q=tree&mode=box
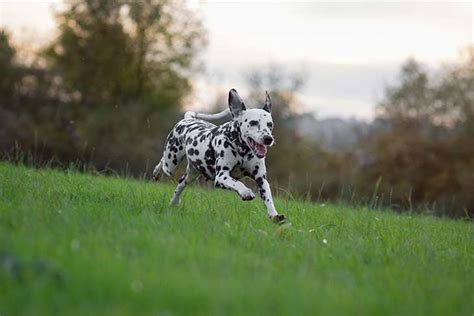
[1,0,206,175]
[38,0,207,172]
[361,51,474,216]
[435,47,474,136]
[0,28,78,161]
[44,0,206,108]
[0,30,18,105]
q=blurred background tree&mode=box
[0,0,206,174]
[0,29,75,161]
[360,50,474,216]
[0,31,18,104]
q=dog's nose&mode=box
[262,135,273,145]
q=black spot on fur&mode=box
[176,125,185,133]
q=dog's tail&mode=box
[184,109,230,121]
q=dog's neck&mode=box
[224,120,251,155]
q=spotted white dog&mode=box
[153,89,286,223]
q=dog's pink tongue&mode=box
[255,143,267,157]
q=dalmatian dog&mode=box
[152,89,286,224]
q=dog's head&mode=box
[228,89,274,159]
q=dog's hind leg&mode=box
[152,161,163,181]
[158,129,186,177]
[170,163,200,205]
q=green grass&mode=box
[0,162,473,315]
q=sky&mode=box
[1,0,473,119]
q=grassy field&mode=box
[0,162,473,315]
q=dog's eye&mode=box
[249,120,259,127]
[267,122,273,129]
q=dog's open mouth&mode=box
[248,137,267,158]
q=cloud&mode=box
[194,60,401,119]
[201,1,471,65]
[196,1,472,118]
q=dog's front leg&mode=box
[215,173,255,200]
[254,175,277,217]
[215,157,255,200]
[254,174,286,223]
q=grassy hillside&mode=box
[0,163,473,315]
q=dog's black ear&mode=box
[228,89,246,118]
[263,91,272,113]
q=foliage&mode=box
[0,30,77,161]
[361,51,474,216]
[0,30,18,102]
[0,0,206,173]
[43,0,205,106]
[1,163,473,315]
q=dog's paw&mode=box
[270,214,287,225]
[152,170,160,181]
[169,198,180,206]
[240,189,255,201]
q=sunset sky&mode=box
[1,1,473,119]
